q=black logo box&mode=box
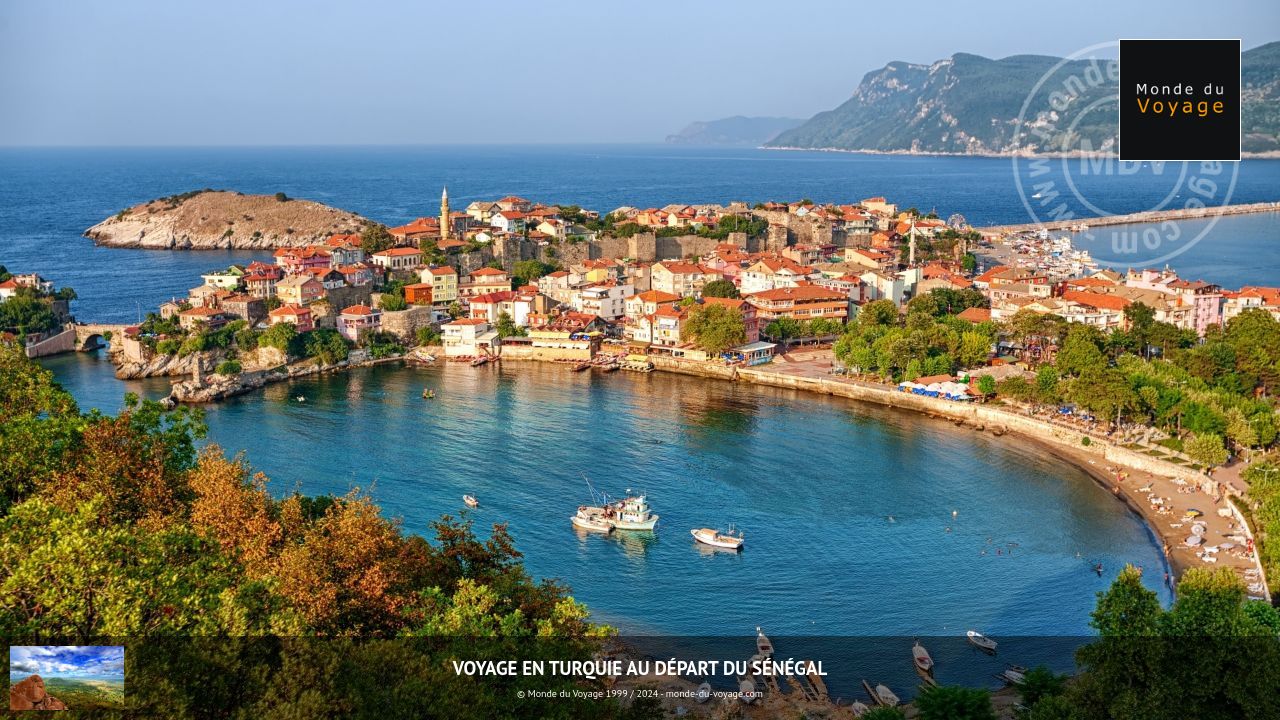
[1119,39,1241,161]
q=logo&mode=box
[1011,41,1239,268]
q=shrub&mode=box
[215,360,242,376]
[274,192,289,202]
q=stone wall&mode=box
[498,344,593,361]
[23,327,76,358]
[380,305,435,343]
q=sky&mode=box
[9,646,125,680]
[1,0,1276,146]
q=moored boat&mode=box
[738,677,757,704]
[470,356,489,367]
[463,494,479,508]
[695,682,711,703]
[967,630,998,653]
[607,493,659,531]
[573,362,591,372]
[875,683,899,706]
[571,506,614,533]
[691,526,744,550]
[756,626,773,657]
[850,700,871,716]
[912,641,934,674]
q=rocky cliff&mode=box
[9,675,67,711]
[666,116,804,146]
[85,190,368,250]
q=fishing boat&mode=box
[573,362,591,372]
[571,506,614,533]
[470,356,489,367]
[463,494,479,508]
[756,626,773,656]
[691,526,744,550]
[912,641,934,674]
[695,682,711,704]
[850,700,871,716]
[967,630,998,653]
[607,493,659,531]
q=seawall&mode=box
[980,201,1280,234]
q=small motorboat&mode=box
[738,677,757,704]
[695,682,711,704]
[470,356,489,367]
[463,494,479,508]
[967,630,998,653]
[998,666,1027,685]
[422,389,436,399]
[756,627,773,657]
[573,362,591,372]
[912,641,934,674]
[691,526,744,550]
[875,684,900,707]
[571,507,613,534]
[850,700,871,716]
[295,395,306,403]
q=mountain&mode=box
[665,116,805,146]
[767,42,1280,155]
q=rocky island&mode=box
[84,189,368,250]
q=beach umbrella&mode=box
[1185,509,1203,518]
[1219,542,1236,550]
[1184,535,1204,547]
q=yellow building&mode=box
[420,265,458,305]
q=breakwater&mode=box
[981,200,1280,234]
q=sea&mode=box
[4,146,1277,697]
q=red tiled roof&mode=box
[373,247,422,257]
[340,304,375,316]
[956,307,991,323]
[1062,290,1131,311]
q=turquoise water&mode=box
[44,352,1172,639]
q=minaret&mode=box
[908,217,917,266]
[440,186,451,241]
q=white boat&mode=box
[607,493,659,531]
[756,626,774,657]
[462,494,479,508]
[967,630,998,653]
[875,684,899,706]
[571,506,614,534]
[999,667,1026,684]
[295,395,306,402]
[691,526,744,550]
[912,641,934,673]
[738,677,757,704]
[850,700,871,716]
[695,682,711,704]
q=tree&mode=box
[1056,325,1107,377]
[302,329,349,365]
[415,326,441,346]
[512,259,555,286]
[259,322,298,354]
[859,299,899,327]
[976,374,996,397]
[915,685,995,720]
[701,279,740,299]
[359,223,395,255]
[1018,666,1067,708]
[379,293,407,312]
[1185,432,1228,469]
[764,317,802,344]
[494,312,526,339]
[682,304,746,355]
[274,192,290,202]
[861,707,906,720]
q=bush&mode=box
[274,192,289,202]
[156,338,181,355]
[214,360,242,376]
[415,326,441,346]
[1081,436,1092,446]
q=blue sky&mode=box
[0,0,1276,145]
[9,646,125,680]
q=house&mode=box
[441,318,497,357]
[200,265,246,290]
[158,300,184,319]
[307,267,347,290]
[843,247,896,271]
[387,217,440,243]
[420,265,459,304]
[746,285,850,323]
[275,274,325,306]
[327,241,365,268]
[624,289,681,323]
[459,267,512,298]
[739,258,813,295]
[336,264,374,287]
[956,307,992,324]
[536,270,574,303]
[219,294,266,326]
[268,304,314,333]
[274,247,332,274]
[650,305,687,347]
[370,247,423,271]
[403,283,434,305]
[470,290,538,327]
[337,304,381,342]
[650,261,719,298]
[701,296,760,344]
[0,278,18,300]
[188,285,231,308]
[490,210,526,234]
[243,270,281,299]
[177,306,230,331]
[573,282,634,321]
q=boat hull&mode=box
[613,515,658,531]
[691,528,743,550]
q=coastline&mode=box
[759,145,1280,160]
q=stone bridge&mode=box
[74,322,132,351]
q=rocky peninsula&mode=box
[84,189,367,250]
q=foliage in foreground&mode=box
[0,342,638,719]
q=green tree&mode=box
[359,223,395,255]
[302,329,349,365]
[416,326,441,346]
[859,299,899,327]
[512,259,555,286]
[215,360,242,376]
[259,322,298,354]
[976,374,996,396]
[379,293,407,312]
[701,279,740,298]
[682,304,746,355]
[1185,432,1228,469]
[915,685,996,720]
[494,312,526,339]
[1018,666,1067,708]
[764,317,802,344]
[861,707,907,720]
